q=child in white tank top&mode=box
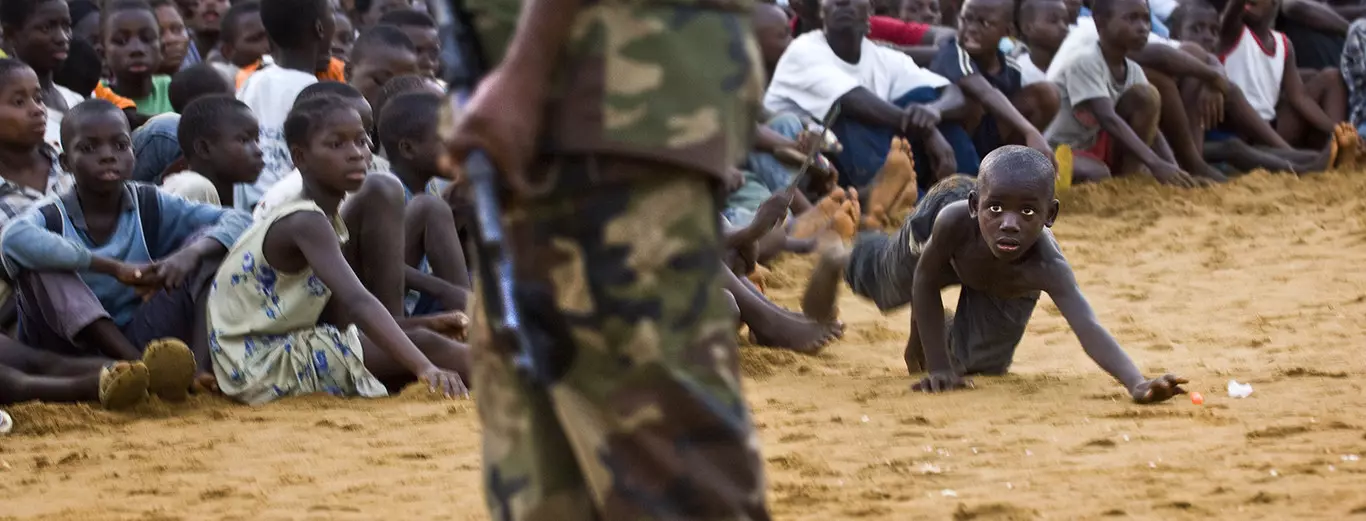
[1217,0,1348,148]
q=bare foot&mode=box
[422,312,471,341]
[790,189,845,239]
[1331,122,1362,171]
[142,338,196,402]
[748,312,844,354]
[832,188,861,240]
[800,234,850,323]
[864,138,917,229]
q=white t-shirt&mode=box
[45,86,86,151]
[1150,0,1180,21]
[763,31,950,120]
[236,66,318,211]
[1017,53,1048,86]
[1051,16,1179,76]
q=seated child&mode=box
[764,0,978,193]
[1,100,250,375]
[331,8,357,63]
[150,0,192,74]
[1,0,90,149]
[0,60,75,320]
[346,24,422,116]
[131,63,233,182]
[214,1,270,88]
[928,0,1059,167]
[1,333,196,409]
[376,9,440,79]
[351,0,413,29]
[1014,0,1070,86]
[162,95,265,207]
[256,85,464,329]
[207,95,468,405]
[97,0,175,123]
[805,146,1188,402]
[236,0,335,210]
[378,92,472,315]
[1044,0,1195,186]
[1219,0,1348,149]
[1173,0,1358,173]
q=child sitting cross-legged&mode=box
[1,99,248,396]
[207,95,469,405]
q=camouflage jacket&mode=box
[467,0,765,180]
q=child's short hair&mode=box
[351,24,416,65]
[220,1,260,44]
[1089,0,1118,21]
[169,63,233,113]
[261,0,329,50]
[100,0,157,38]
[0,58,33,80]
[178,94,252,161]
[294,80,366,107]
[376,8,435,29]
[61,99,127,150]
[378,91,440,159]
[0,0,61,29]
[67,0,101,29]
[374,74,438,118]
[1168,0,1216,33]
[284,95,355,148]
[53,40,103,95]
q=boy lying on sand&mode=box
[804,145,1187,403]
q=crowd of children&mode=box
[3,0,1365,422]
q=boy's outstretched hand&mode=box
[1131,374,1188,404]
[912,371,973,393]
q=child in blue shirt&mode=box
[0,99,249,379]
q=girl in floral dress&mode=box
[207,96,467,405]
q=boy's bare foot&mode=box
[864,138,917,229]
[193,372,220,394]
[99,361,150,410]
[422,312,470,341]
[142,339,197,402]
[801,233,851,323]
[790,189,845,239]
[832,188,861,240]
[1331,123,1362,171]
[748,311,844,354]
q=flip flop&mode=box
[142,338,197,402]
[1054,144,1074,193]
[99,362,150,410]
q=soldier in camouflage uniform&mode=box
[446,0,771,518]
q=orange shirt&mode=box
[235,57,347,90]
[92,83,137,110]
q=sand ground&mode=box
[3,172,1366,520]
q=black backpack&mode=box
[38,184,162,254]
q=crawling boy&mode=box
[804,146,1187,403]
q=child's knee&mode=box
[1120,84,1162,112]
[1018,84,1060,117]
[407,194,455,224]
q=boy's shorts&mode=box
[1075,130,1116,170]
[843,175,1040,375]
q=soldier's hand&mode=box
[444,66,548,197]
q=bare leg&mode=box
[1309,69,1349,127]
[1221,85,1294,148]
[0,335,108,376]
[75,320,141,361]
[0,365,99,404]
[1204,139,1298,173]
[405,194,471,289]
[1146,68,1223,179]
[342,174,408,317]
[1113,84,1163,176]
[726,266,842,354]
[800,238,850,323]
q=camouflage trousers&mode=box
[470,155,771,521]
